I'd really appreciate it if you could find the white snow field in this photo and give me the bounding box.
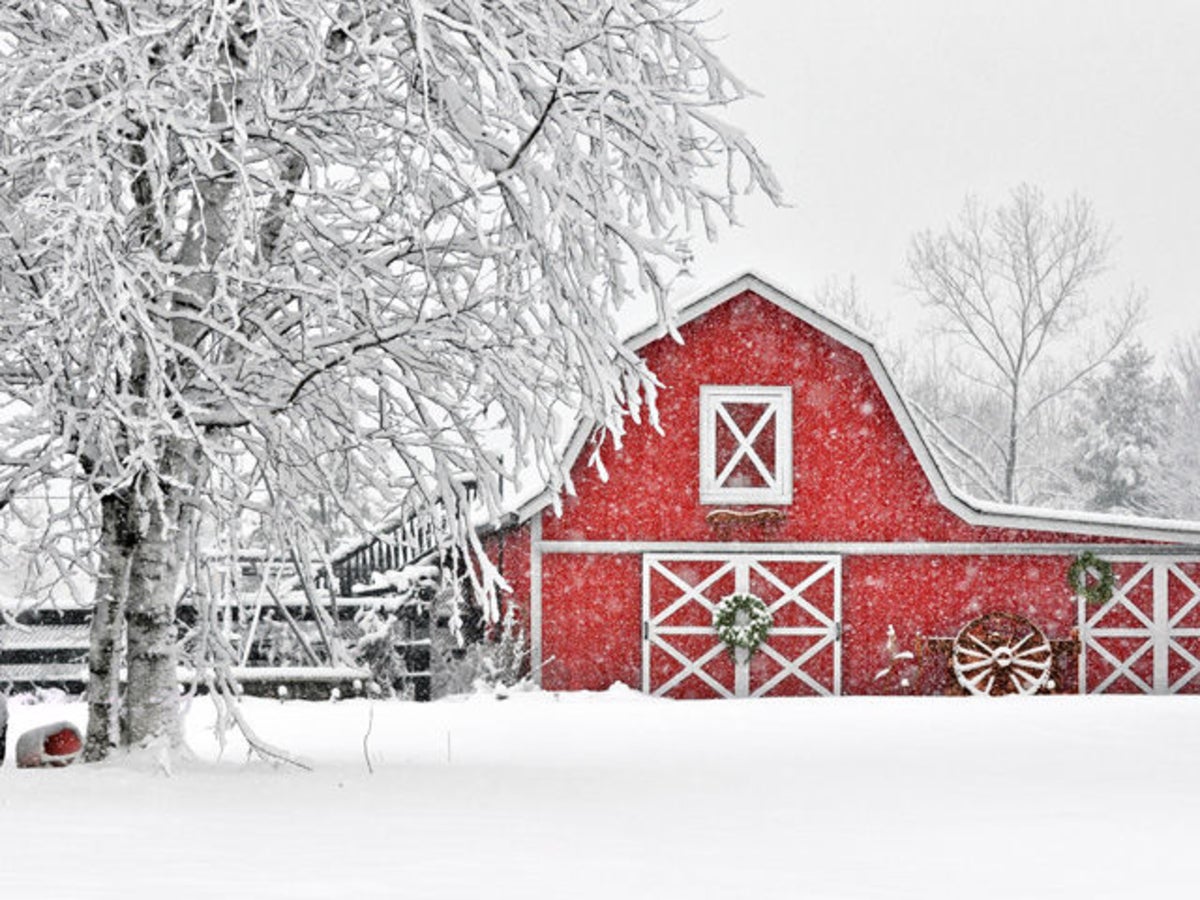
[2,687,1198,899]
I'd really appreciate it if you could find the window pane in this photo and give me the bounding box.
[715,402,775,489]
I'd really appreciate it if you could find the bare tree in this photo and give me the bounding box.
[906,185,1141,504]
[0,0,779,759]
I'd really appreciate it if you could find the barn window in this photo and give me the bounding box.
[699,385,793,505]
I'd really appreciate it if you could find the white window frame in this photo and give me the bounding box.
[699,385,793,505]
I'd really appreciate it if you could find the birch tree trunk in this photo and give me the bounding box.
[122,513,182,747]
[122,445,199,750]
[84,494,135,761]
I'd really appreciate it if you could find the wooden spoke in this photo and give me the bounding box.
[1009,632,1033,654]
[955,646,991,661]
[956,657,998,673]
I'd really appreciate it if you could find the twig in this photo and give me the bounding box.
[263,583,323,667]
[362,702,374,775]
[287,544,343,665]
[211,666,312,771]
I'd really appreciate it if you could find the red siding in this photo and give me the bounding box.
[541,553,641,691]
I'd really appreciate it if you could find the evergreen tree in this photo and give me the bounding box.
[1073,342,1177,513]
[1154,333,1200,518]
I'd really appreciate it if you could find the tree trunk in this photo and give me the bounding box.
[86,443,201,755]
[123,461,196,750]
[123,526,183,748]
[84,493,136,761]
[1004,384,1021,503]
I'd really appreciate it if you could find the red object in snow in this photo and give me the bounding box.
[490,273,1200,699]
[43,725,83,758]
[16,721,83,768]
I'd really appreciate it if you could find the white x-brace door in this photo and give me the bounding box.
[642,553,841,699]
[1080,558,1200,694]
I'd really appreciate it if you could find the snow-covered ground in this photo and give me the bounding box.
[3,688,1198,899]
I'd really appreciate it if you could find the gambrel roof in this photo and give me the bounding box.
[519,271,1200,545]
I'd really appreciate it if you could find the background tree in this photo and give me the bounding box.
[1154,333,1200,519]
[906,184,1140,505]
[1072,342,1177,514]
[0,0,778,759]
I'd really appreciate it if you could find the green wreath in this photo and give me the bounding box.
[712,592,773,657]
[1068,551,1116,606]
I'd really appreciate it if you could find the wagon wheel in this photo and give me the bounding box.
[952,612,1052,696]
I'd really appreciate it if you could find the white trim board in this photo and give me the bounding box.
[529,515,543,688]
[536,540,1200,558]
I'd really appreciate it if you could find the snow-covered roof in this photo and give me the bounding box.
[516,271,1200,545]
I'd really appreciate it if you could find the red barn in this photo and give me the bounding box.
[493,274,1200,698]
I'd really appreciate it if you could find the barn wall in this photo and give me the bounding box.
[541,553,641,691]
[841,554,1080,695]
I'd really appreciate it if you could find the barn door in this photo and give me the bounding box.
[642,553,841,699]
[1080,559,1200,694]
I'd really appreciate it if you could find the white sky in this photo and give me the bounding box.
[663,0,1200,357]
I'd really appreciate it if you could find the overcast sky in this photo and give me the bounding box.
[667,0,1200,359]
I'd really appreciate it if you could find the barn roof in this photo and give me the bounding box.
[517,271,1200,545]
